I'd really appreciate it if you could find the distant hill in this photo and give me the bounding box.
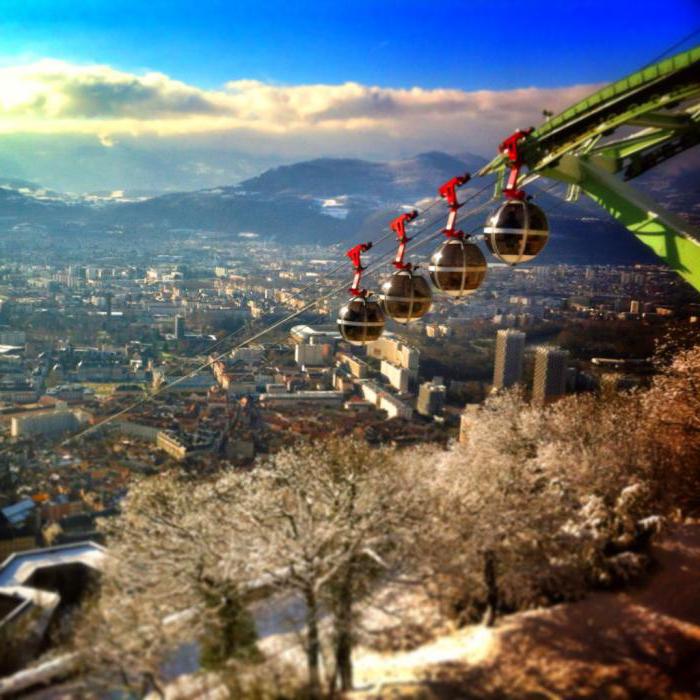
[0,186,71,220]
[239,152,487,199]
[92,151,491,244]
[0,149,696,267]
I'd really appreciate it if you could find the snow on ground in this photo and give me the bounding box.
[353,624,499,688]
[138,524,700,699]
[318,197,350,219]
[349,523,700,699]
[251,579,447,680]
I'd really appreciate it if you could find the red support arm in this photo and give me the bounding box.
[439,173,471,235]
[438,173,471,209]
[346,242,372,296]
[390,210,418,270]
[499,128,533,199]
[438,173,472,238]
[499,128,533,163]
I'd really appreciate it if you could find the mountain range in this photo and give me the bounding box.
[0,149,697,266]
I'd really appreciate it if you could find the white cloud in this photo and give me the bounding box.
[98,132,116,147]
[0,58,599,148]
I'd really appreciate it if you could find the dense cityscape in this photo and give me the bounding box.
[1,233,697,557]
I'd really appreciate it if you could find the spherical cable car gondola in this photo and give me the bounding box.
[484,197,549,266]
[337,242,386,345]
[380,267,433,323]
[428,173,487,297]
[429,235,487,297]
[379,210,433,323]
[337,295,386,345]
[483,128,549,266]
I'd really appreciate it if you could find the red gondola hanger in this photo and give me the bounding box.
[346,241,373,297]
[390,210,418,270]
[498,128,533,199]
[381,209,432,324]
[338,240,385,344]
[439,172,470,233]
[428,172,488,297]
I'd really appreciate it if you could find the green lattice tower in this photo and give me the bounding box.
[478,46,700,292]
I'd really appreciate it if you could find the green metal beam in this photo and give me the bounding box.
[627,111,694,130]
[594,128,682,162]
[531,83,700,173]
[477,46,700,178]
[588,103,700,178]
[541,155,700,291]
[621,134,700,179]
[475,46,700,291]
[532,46,700,144]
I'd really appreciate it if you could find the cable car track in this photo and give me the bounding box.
[478,44,700,292]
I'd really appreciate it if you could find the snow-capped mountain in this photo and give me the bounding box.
[0,149,696,266]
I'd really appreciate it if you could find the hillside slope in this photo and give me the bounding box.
[351,523,700,699]
[0,149,696,266]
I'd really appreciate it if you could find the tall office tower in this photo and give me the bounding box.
[174,315,185,340]
[492,329,525,390]
[532,346,569,406]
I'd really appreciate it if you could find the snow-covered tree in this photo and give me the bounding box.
[642,345,700,510]
[71,348,700,696]
[74,439,415,697]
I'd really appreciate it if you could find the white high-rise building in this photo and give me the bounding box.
[532,346,569,406]
[295,343,330,367]
[366,335,419,374]
[493,330,525,390]
[174,315,185,340]
[0,330,26,346]
[11,409,90,438]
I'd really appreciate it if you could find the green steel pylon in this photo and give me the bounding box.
[478,46,700,292]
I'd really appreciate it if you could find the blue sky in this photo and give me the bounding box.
[1,0,698,90]
[0,0,697,191]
